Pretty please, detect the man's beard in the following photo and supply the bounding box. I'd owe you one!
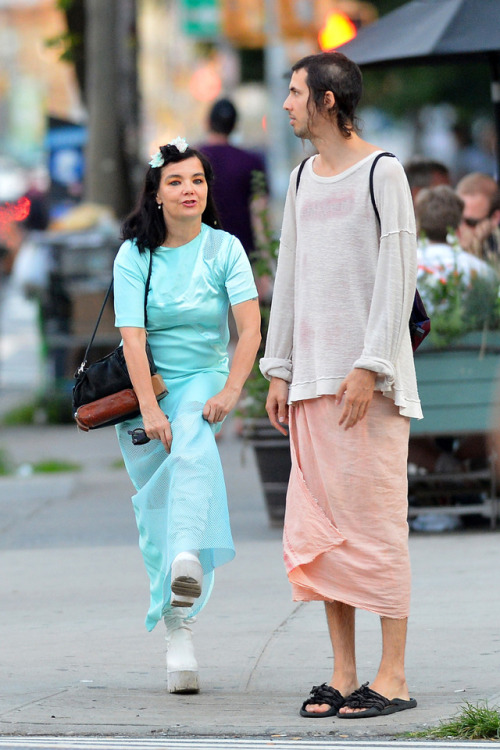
[293,122,312,140]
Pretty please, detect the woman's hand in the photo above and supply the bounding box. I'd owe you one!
[266,377,289,436]
[203,384,240,424]
[203,298,261,425]
[120,326,173,452]
[141,403,173,453]
[335,368,377,429]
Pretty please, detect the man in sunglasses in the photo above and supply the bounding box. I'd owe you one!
[456,172,500,260]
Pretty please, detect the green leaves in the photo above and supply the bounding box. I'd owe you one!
[408,701,500,740]
[418,236,500,348]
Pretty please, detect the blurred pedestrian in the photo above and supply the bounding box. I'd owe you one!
[198,98,267,263]
[416,185,493,301]
[261,51,420,720]
[452,121,497,183]
[114,138,261,694]
[456,172,500,261]
[404,156,451,204]
[410,185,494,475]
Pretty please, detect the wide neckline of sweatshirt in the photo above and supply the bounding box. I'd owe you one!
[306,150,384,184]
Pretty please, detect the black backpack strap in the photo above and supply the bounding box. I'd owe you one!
[298,152,397,218]
[297,151,397,227]
[79,249,153,370]
[295,157,310,193]
[369,151,396,225]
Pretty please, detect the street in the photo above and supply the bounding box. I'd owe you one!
[0,738,498,750]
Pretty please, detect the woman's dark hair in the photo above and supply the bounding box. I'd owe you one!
[121,145,222,253]
[291,51,363,139]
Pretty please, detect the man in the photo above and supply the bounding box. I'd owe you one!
[416,185,493,296]
[409,185,493,475]
[404,156,451,205]
[456,172,500,260]
[198,98,267,261]
[260,52,422,719]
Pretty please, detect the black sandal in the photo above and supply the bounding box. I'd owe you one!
[337,682,417,719]
[299,683,346,718]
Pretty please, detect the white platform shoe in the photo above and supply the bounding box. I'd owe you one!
[170,551,203,607]
[165,619,200,694]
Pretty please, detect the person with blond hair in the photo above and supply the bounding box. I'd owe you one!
[456,172,500,260]
[416,185,493,300]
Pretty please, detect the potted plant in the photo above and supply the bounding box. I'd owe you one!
[238,171,291,526]
[409,236,500,527]
[416,237,500,350]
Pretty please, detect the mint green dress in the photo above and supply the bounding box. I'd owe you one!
[113,225,257,630]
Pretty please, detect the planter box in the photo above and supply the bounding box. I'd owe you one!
[242,418,291,527]
[412,331,500,438]
[410,332,500,528]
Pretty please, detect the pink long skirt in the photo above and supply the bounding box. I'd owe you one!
[284,393,411,619]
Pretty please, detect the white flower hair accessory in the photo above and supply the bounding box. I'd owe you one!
[148,137,189,168]
[148,151,164,168]
[169,136,189,153]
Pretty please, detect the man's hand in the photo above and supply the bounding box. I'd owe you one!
[266,377,289,436]
[335,368,377,429]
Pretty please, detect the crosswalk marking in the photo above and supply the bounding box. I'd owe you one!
[0,738,496,750]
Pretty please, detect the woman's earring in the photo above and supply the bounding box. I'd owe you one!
[157,203,162,210]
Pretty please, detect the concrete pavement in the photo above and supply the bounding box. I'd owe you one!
[0,282,499,740]
[0,417,499,741]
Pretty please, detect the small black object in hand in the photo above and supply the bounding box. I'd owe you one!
[128,428,150,445]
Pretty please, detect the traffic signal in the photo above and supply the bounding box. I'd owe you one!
[316,1,377,50]
[279,0,318,40]
[220,0,377,49]
[221,0,265,48]
[318,10,357,50]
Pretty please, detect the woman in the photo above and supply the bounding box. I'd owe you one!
[113,137,261,694]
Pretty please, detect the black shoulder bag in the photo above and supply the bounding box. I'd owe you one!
[72,250,167,430]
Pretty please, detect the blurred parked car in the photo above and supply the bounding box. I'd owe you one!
[0,157,49,276]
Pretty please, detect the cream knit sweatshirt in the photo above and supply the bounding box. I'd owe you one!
[260,151,422,419]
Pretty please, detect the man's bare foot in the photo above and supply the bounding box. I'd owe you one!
[338,676,409,715]
[302,680,358,715]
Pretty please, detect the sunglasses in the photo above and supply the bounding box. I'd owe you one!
[463,216,489,228]
[128,427,150,445]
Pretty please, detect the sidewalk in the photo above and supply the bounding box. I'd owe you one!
[0,417,499,740]
[0,280,499,739]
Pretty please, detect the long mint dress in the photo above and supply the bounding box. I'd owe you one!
[113,225,257,630]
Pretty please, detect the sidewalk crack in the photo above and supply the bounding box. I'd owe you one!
[242,601,304,691]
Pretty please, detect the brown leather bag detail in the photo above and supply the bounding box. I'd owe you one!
[75,375,168,431]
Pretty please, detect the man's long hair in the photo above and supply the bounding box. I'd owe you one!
[121,146,222,253]
[292,51,363,139]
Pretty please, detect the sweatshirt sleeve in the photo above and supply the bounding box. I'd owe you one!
[353,158,417,390]
[259,172,298,382]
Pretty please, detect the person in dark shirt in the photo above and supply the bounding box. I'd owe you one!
[199,98,267,260]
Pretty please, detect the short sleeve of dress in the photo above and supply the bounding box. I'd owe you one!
[222,235,258,306]
[113,239,150,328]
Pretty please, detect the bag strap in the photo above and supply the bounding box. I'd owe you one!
[296,157,310,193]
[79,249,153,370]
[369,151,396,226]
[296,152,397,220]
